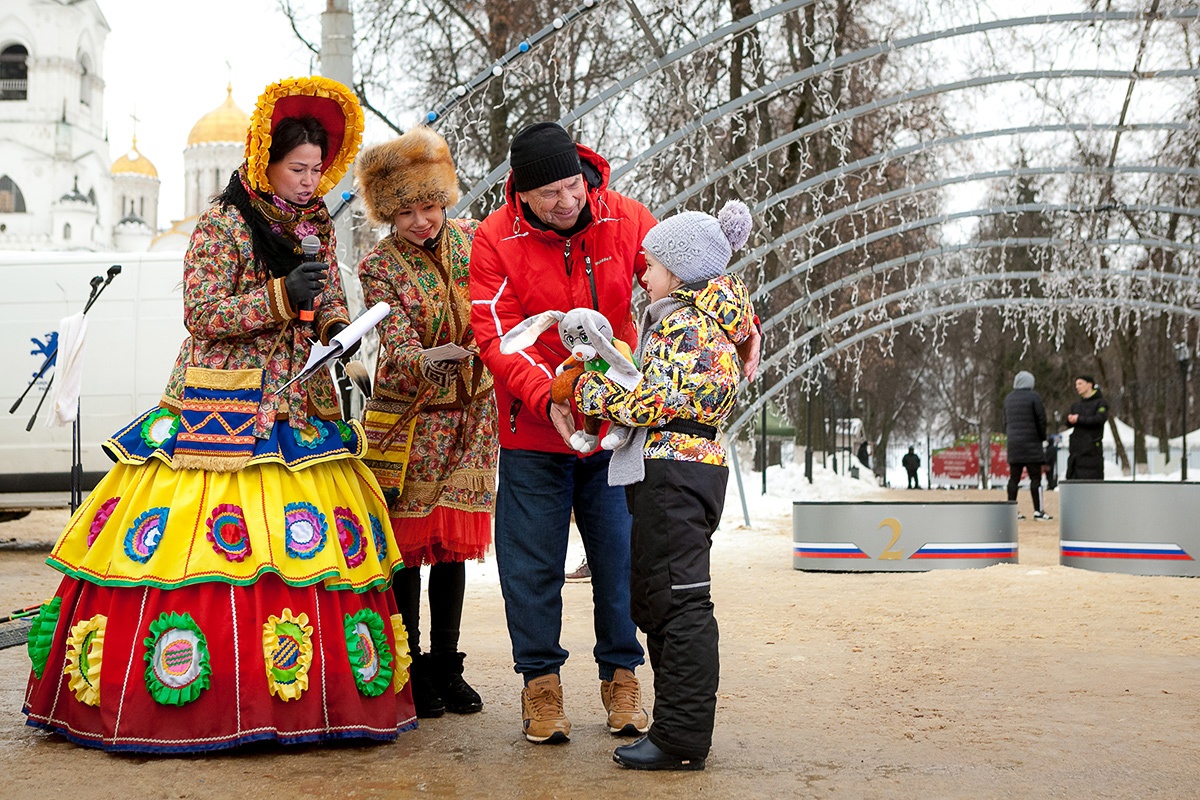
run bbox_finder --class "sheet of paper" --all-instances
[420,343,472,362]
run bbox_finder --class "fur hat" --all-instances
[642,200,753,283]
[355,126,459,225]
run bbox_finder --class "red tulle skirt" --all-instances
[392,507,491,566]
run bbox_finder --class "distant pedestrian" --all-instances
[1003,371,1051,520]
[1066,375,1108,480]
[1043,434,1060,490]
[857,440,870,469]
[902,446,921,489]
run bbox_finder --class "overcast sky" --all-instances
[99,0,315,223]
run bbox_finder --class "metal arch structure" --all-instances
[434,2,1200,481]
[728,296,1200,438]
[763,236,1200,336]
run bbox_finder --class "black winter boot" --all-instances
[429,651,483,714]
[409,653,446,718]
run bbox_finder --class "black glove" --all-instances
[420,355,458,388]
[326,322,360,359]
[283,261,327,309]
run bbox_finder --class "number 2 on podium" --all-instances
[878,517,903,560]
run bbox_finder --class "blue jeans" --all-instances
[495,447,645,682]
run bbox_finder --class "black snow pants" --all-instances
[626,458,727,760]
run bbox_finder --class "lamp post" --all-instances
[804,311,819,484]
[1176,342,1191,482]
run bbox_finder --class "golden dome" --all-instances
[187,84,250,146]
[111,135,158,178]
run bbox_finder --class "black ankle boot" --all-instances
[409,653,446,718]
[428,651,483,714]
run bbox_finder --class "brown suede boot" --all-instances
[600,668,649,735]
[521,674,571,743]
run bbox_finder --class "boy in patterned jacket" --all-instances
[574,200,758,771]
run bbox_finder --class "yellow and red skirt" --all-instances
[22,410,417,753]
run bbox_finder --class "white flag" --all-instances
[45,311,88,427]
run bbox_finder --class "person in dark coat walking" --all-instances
[1066,375,1108,480]
[902,446,921,489]
[1004,371,1051,520]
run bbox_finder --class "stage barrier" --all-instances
[1059,480,1200,577]
[793,501,1018,572]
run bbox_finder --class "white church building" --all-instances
[0,0,248,252]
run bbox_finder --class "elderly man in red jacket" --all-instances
[471,121,760,749]
[469,121,654,746]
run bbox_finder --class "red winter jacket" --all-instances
[469,144,657,453]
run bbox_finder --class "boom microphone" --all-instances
[299,235,321,323]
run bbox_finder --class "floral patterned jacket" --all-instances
[358,219,491,404]
[575,273,755,466]
[161,202,350,437]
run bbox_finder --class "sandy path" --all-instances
[1,489,1199,798]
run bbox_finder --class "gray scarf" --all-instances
[607,296,686,486]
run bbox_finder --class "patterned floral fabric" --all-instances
[358,220,497,563]
[162,202,350,438]
[576,273,755,466]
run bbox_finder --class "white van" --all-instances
[0,251,188,494]
[0,252,368,499]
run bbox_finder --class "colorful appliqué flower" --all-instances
[27,596,62,680]
[390,613,411,693]
[64,614,106,706]
[283,502,327,559]
[123,507,170,564]
[369,514,388,562]
[206,503,252,562]
[143,611,211,706]
[293,419,329,449]
[262,609,314,702]
[335,420,354,444]
[343,608,394,697]
[335,507,367,568]
[87,496,121,548]
[140,407,179,448]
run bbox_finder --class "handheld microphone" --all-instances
[299,235,321,323]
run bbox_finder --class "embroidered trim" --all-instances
[124,507,170,564]
[343,608,394,697]
[142,612,212,706]
[369,514,388,562]
[27,596,62,679]
[283,502,328,560]
[335,507,367,568]
[87,496,121,547]
[262,609,314,702]
[140,408,179,448]
[390,613,412,693]
[206,503,253,562]
[64,614,107,706]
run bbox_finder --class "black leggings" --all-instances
[391,561,466,656]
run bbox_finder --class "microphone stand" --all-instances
[10,265,121,511]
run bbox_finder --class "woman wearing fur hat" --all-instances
[355,126,497,718]
[22,77,416,752]
[574,200,758,771]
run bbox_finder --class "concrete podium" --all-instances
[1060,480,1200,577]
[793,501,1018,571]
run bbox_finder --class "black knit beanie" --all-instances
[509,122,582,192]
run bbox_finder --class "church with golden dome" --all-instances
[0,0,249,253]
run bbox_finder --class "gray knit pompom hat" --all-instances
[642,200,752,283]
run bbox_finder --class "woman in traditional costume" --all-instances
[22,76,417,752]
[354,127,497,717]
